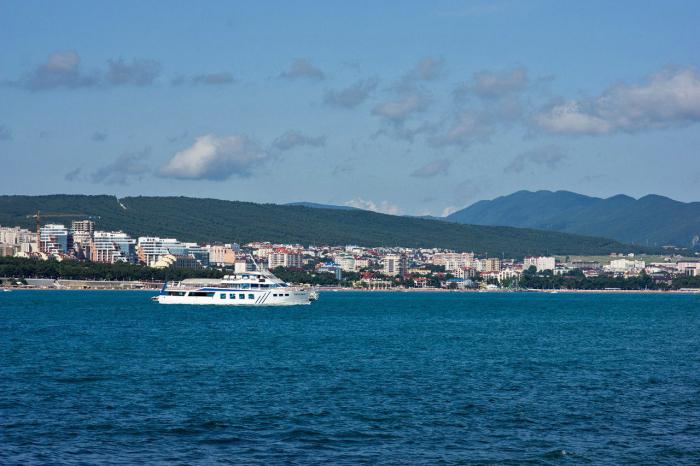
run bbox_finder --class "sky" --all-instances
[1,0,699,216]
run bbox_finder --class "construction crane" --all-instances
[25,211,98,252]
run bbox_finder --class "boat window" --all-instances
[188,291,215,297]
[284,293,290,297]
[251,283,259,288]
[240,283,250,289]
[242,274,249,279]
[260,284,269,288]
[220,293,226,299]
[229,294,236,299]
[167,291,186,296]
[239,294,245,299]
[248,293,254,300]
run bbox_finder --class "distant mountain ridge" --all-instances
[447,190,700,248]
[0,195,640,257]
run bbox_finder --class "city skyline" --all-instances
[1,1,699,216]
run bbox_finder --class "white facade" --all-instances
[268,252,303,269]
[524,256,556,272]
[606,259,645,273]
[431,252,475,271]
[137,237,184,266]
[40,224,70,254]
[91,231,136,263]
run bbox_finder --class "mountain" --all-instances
[447,190,700,248]
[0,195,640,257]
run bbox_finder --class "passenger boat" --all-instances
[153,269,313,306]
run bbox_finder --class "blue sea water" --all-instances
[1,291,700,465]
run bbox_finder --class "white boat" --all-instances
[154,269,312,306]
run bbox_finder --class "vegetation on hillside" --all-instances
[0,195,642,256]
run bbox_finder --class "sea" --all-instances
[2,290,700,465]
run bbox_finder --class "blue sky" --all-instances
[1,1,699,215]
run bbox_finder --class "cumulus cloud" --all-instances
[91,148,150,185]
[271,131,326,151]
[0,125,12,141]
[411,158,451,178]
[279,58,325,81]
[10,50,98,91]
[372,92,430,122]
[504,145,567,173]
[160,134,269,180]
[105,58,161,86]
[91,131,107,142]
[324,78,379,108]
[534,67,700,135]
[344,198,401,215]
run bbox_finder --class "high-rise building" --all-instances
[207,244,237,267]
[40,224,70,254]
[383,254,408,277]
[90,231,136,263]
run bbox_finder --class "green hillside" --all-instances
[0,195,641,256]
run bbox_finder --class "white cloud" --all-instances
[428,111,494,148]
[372,92,430,122]
[344,198,401,215]
[12,50,98,91]
[160,134,269,180]
[407,57,445,82]
[534,68,700,135]
[91,148,150,185]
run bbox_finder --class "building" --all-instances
[606,259,645,273]
[524,256,556,272]
[431,252,475,271]
[335,255,357,272]
[207,244,237,267]
[137,237,185,266]
[383,253,408,277]
[71,220,94,244]
[40,224,71,254]
[268,250,303,269]
[0,226,37,254]
[90,231,136,263]
[481,257,502,273]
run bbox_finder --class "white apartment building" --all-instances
[207,244,236,267]
[606,259,645,273]
[137,237,185,266]
[40,224,70,254]
[524,256,556,272]
[91,231,136,263]
[268,251,303,269]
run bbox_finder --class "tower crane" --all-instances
[25,211,99,252]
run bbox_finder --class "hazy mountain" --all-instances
[447,190,700,248]
[0,195,641,257]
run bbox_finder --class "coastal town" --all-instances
[1,220,699,291]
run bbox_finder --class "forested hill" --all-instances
[0,195,639,256]
[447,190,700,248]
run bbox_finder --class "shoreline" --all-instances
[3,286,699,295]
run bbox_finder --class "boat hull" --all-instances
[155,288,311,306]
